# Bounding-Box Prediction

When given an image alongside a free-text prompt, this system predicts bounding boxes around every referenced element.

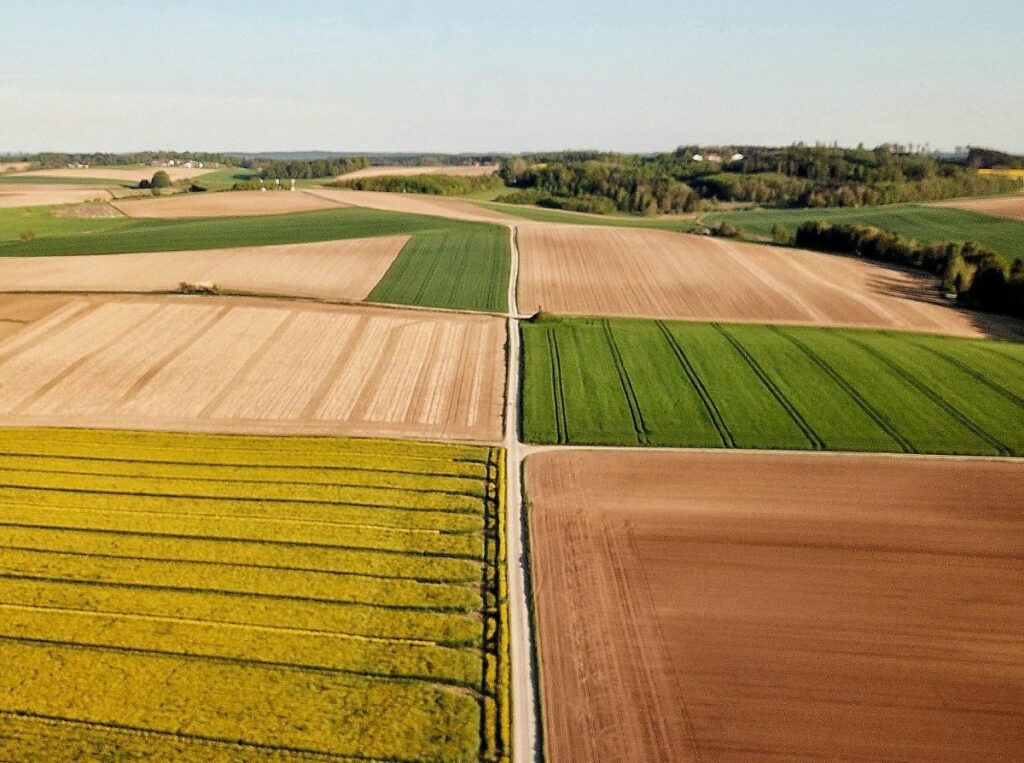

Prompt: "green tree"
[771,223,791,245]
[150,170,172,189]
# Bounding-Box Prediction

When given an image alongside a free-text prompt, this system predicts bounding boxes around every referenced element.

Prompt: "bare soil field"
[18,166,214,182]
[0,185,115,209]
[930,194,1024,221]
[0,236,407,301]
[112,189,346,218]
[527,449,1024,763]
[339,164,498,180]
[307,188,523,225]
[0,295,504,442]
[0,162,34,174]
[517,224,1005,336]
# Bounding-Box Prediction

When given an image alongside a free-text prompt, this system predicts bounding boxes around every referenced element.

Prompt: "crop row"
[522,317,1024,455]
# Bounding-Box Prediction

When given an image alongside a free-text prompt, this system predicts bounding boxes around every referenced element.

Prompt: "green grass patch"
[0,205,131,243]
[705,204,1024,262]
[0,428,509,761]
[522,316,1024,456]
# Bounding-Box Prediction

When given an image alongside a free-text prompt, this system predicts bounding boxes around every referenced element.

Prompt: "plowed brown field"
[0,237,407,300]
[0,295,504,441]
[0,185,115,209]
[306,188,522,224]
[527,449,1024,762]
[930,194,1024,221]
[517,224,995,335]
[339,164,498,180]
[18,166,213,182]
[112,190,346,218]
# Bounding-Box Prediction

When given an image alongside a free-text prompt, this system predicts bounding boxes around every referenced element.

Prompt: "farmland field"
[0,427,510,762]
[521,316,1024,454]
[930,194,1024,222]
[308,188,522,225]
[479,201,699,232]
[515,224,1006,336]
[527,449,1024,762]
[113,189,347,218]
[0,184,118,209]
[704,204,1024,262]
[0,296,505,442]
[17,165,215,182]
[0,236,408,301]
[0,206,511,313]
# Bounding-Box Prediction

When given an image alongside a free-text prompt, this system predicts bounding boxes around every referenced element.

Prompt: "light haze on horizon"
[2,0,1022,154]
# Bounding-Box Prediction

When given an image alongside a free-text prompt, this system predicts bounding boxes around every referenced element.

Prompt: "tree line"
[333,173,503,196]
[497,145,1022,216]
[794,221,1023,318]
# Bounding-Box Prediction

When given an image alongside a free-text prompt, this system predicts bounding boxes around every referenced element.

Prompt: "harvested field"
[19,166,214,182]
[521,316,1024,455]
[0,184,114,209]
[340,164,498,180]
[516,224,997,335]
[0,237,407,301]
[527,449,1024,763]
[308,188,522,224]
[0,428,510,762]
[0,162,34,173]
[0,295,505,442]
[930,194,1024,221]
[113,190,347,218]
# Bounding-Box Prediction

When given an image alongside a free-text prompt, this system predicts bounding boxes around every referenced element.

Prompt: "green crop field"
[0,175,132,186]
[705,204,1024,262]
[522,316,1024,455]
[369,227,509,312]
[0,428,510,763]
[0,206,510,313]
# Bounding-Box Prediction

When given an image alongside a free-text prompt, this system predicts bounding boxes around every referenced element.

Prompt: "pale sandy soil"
[516,224,1017,337]
[112,190,346,218]
[0,162,34,174]
[0,295,504,442]
[339,164,498,180]
[0,185,115,209]
[527,449,1024,763]
[18,166,214,182]
[930,195,1024,221]
[306,188,523,225]
[0,237,407,301]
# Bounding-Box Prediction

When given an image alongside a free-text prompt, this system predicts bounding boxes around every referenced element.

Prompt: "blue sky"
[2,0,1022,152]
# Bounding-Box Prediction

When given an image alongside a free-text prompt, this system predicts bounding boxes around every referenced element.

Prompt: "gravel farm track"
[525,448,1024,763]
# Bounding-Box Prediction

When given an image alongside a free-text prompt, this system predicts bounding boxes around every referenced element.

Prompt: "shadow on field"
[865,268,1024,341]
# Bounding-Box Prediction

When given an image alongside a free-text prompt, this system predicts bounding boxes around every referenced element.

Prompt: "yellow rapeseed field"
[0,428,510,762]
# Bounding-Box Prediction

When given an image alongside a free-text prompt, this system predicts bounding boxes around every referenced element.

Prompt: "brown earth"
[18,166,214,182]
[51,202,125,219]
[112,190,346,218]
[306,188,523,225]
[527,449,1024,763]
[0,237,407,301]
[930,195,1024,221]
[0,162,34,174]
[516,224,1017,337]
[0,295,504,442]
[0,185,116,209]
[338,164,498,180]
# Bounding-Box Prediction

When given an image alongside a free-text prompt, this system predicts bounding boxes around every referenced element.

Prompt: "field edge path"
[504,225,541,762]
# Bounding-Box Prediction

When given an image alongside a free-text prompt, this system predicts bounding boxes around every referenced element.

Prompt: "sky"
[2,0,1022,154]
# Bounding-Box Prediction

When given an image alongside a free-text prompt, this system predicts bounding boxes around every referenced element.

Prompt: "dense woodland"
[334,174,503,196]
[497,145,1022,215]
